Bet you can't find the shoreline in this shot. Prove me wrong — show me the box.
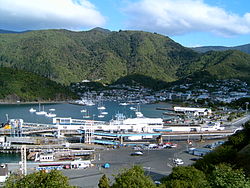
[0,101,68,105]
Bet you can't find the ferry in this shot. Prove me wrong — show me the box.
[53,111,164,133]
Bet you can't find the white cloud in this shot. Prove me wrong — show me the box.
[123,0,250,37]
[0,0,106,31]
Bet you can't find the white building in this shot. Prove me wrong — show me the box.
[173,107,212,116]
[0,164,9,183]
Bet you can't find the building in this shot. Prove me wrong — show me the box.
[173,107,212,116]
[0,164,9,182]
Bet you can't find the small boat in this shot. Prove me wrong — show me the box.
[36,111,47,115]
[97,106,106,110]
[135,111,144,118]
[46,113,57,118]
[101,111,108,115]
[83,110,90,118]
[49,108,55,111]
[129,107,136,110]
[119,102,128,106]
[98,114,105,118]
[29,108,36,113]
[86,102,95,106]
[80,109,87,113]
[83,115,91,119]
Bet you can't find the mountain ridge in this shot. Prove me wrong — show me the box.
[0,28,250,89]
[192,43,250,54]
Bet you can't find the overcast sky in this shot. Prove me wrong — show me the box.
[0,0,250,47]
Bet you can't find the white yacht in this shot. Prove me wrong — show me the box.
[97,106,106,110]
[80,109,87,113]
[119,102,128,106]
[36,105,47,115]
[82,110,91,118]
[101,111,108,115]
[98,114,105,118]
[29,108,36,113]
[86,100,95,106]
[46,112,57,118]
[129,107,136,110]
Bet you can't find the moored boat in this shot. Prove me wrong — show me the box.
[46,112,57,118]
[29,108,36,113]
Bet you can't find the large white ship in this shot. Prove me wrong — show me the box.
[52,112,164,133]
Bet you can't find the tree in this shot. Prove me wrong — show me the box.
[160,166,210,188]
[209,163,250,188]
[194,145,237,174]
[5,170,74,188]
[98,174,110,188]
[111,166,156,188]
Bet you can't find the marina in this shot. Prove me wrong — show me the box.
[0,101,249,186]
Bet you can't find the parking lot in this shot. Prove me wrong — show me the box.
[65,140,202,187]
[6,139,221,188]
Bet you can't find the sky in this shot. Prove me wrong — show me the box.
[0,0,250,47]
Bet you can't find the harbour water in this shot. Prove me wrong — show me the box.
[0,101,171,124]
[0,153,20,163]
[0,101,171,163]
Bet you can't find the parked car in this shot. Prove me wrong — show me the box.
[131,151,143,156]
[173,158,184,165]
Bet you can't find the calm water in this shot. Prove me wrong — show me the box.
[0,153,20,163]
[0,102,171,124]
[0,101,171,163]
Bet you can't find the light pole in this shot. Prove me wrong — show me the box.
[246,102,249,114]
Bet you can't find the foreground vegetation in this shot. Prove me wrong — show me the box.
[5,170,74,188]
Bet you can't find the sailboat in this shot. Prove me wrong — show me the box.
[80,109,87,113]
[36,104,47,115]
[82,110,90,118]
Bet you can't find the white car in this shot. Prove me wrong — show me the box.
[173,158,184,165]
[131,151,143,156]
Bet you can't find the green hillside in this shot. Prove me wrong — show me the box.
[0,29,197,85]
[0,28,250,88]
[0,67,76,101]
[178,50,250,83]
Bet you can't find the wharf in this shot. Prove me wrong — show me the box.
[163,112,183,116]
[156,107,174,111]
[163,124,200,127]
[0,143,100,154]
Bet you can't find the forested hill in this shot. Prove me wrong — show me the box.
[0,28,250,87]
[0,67,76,101]
[177,50,250,84]
[192,43,250,54]
[0,29,197,85]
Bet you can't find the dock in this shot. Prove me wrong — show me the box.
[156,107,174,111]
